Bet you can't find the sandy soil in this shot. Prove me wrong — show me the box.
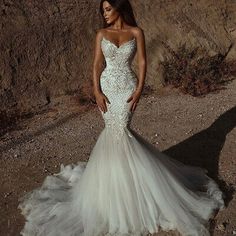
[0,79,235,236]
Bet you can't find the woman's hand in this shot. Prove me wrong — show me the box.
[94,91,110,113]
[126,89,142,112]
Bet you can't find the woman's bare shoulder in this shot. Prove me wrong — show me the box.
[131,26,144,35]
[95,28,107,35]
[95,28,106,40]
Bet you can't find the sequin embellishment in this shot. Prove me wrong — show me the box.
[100,36,137,141]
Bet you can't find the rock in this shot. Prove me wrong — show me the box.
[1,0,236,130]
[216,223,226,231]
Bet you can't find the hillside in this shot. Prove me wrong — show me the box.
[0,78,235,235]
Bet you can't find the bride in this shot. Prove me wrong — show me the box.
[18,0,225,235]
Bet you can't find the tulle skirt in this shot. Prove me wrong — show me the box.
[18,125,225,236]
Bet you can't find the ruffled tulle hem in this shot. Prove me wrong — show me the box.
[18,127,225,236]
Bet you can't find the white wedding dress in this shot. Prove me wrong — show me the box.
[18,35,225,236]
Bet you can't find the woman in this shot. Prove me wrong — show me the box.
[18,0,225,235]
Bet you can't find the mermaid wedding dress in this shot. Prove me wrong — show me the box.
[18,35,225,236]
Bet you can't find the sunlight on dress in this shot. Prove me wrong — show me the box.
[18,35,225,236]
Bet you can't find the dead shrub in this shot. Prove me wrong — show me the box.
[160,43,236,96]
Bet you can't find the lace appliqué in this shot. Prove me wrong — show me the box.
[102,108,134,141]
[99,35,137,142]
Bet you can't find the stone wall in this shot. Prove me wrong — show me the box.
[0,0,235,121]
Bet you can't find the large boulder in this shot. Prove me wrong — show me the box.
[0,0,235,127]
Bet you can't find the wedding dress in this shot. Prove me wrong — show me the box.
[18,35,225,236]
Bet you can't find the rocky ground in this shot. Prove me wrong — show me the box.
[0,79,235,236]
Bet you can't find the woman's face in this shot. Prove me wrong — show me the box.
[102,1,120,25]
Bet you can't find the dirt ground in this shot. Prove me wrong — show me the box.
[0,79,235,236]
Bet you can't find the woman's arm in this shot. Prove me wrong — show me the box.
[92,29,105,96]
[92,29,110,113]
[135,27,147,93]
[127,27,147,112]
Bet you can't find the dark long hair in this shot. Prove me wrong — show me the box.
[99,0,138,28]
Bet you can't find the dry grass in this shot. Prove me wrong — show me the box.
[160,43,236,97]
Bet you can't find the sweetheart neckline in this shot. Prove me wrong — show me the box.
[102,36,136,49]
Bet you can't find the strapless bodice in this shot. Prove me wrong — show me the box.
[99,35,138,138]
[101,36,137,72]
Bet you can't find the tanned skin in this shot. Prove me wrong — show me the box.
[92,1,147,113]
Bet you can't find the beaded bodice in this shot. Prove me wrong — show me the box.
[99,36,138,141]
[101,36,136,70]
